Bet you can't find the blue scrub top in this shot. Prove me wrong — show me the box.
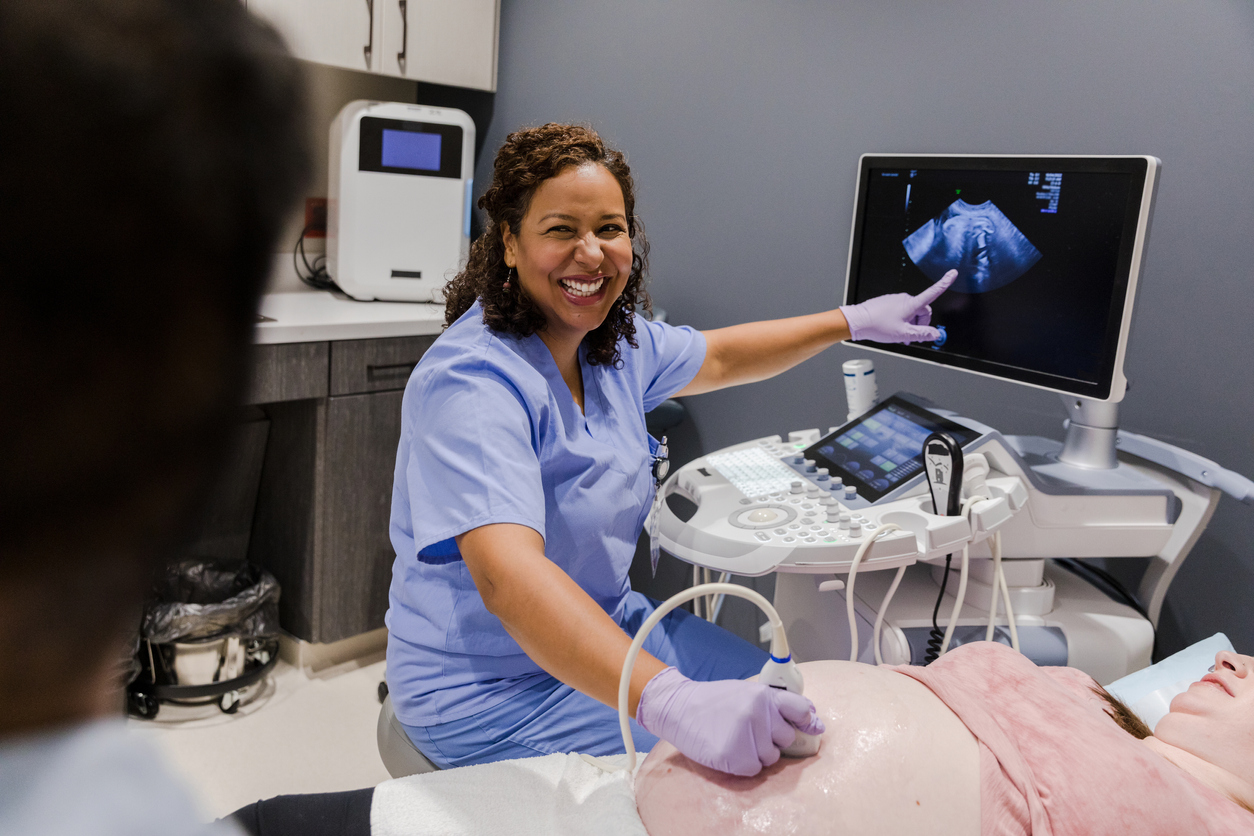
[385,301,706,726]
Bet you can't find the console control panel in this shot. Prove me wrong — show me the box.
[657,394,1029,577]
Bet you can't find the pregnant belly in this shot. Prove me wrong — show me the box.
[635,660,980,836]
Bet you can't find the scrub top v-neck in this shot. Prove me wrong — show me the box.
[385,301,706,726]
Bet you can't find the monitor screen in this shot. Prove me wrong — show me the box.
[843,155,1157,400]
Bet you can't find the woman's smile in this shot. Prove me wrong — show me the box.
[558,273,609,302]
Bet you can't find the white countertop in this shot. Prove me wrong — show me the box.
[254,291,446,344]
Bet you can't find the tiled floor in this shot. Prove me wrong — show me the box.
[128,645,393,819]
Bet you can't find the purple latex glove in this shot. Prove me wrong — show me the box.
[840,269,957,344]
[636,667,826,777]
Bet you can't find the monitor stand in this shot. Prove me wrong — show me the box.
[1058,396,1119,470]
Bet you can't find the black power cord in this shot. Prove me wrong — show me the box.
[293,223,340,292]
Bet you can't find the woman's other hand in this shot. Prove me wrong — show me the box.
[840,269,957,344]
[636,667,825,776]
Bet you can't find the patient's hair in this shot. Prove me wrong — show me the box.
[1092,686,1152,740]
[442,123,652,368]
[0,0,309,731]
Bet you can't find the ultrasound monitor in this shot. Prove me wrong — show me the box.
[842,155,1160,402]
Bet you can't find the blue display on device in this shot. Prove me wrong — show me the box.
[931,325,947,349]
[381,129,442,171]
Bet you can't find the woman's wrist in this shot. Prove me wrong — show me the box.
[829,307,853,343]
[629,654,670,718]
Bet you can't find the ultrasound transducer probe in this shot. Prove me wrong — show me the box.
[923,431,964,517]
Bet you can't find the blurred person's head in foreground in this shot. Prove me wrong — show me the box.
[0,0,309,735]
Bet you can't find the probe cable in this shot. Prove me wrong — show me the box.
[936,497,980,658]
[582,582,791,776]
[849,496,1023,666]
[871,562,909,666]
[938,537,972,657]
[691,565,730,623]
[934,498,1020,660]
[841,524,904,662]
[984,529,1019,650]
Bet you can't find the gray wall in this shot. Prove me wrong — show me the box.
[479,0,1254,654]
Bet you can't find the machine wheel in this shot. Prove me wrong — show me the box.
[128,690,159,719]
[219,690,241,714]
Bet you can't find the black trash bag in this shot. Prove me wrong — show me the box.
[142,559,281,644]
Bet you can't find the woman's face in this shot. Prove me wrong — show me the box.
[1155,650,1254,783]
[502,163,634,350]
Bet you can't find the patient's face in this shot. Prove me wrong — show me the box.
[1156,651,1254,783]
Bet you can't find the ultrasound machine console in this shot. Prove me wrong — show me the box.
[659,155,1254,682]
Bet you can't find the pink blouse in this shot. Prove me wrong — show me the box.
[895,642,1254,835]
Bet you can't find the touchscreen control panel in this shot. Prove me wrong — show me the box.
[802,396,979,503]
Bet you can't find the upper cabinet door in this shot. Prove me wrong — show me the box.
[379,0,499,91]
[249,0,382,74]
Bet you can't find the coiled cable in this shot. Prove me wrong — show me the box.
[923,553,953,664]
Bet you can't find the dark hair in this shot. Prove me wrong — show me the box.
[1092,685,1153,740]
[443,123,651,367]
[0,0,309,730]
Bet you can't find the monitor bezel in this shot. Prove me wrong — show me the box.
[841,154,1160,402]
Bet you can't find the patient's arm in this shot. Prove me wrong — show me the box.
[635,661,980,836]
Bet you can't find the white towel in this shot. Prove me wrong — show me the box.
[370,753,647,836]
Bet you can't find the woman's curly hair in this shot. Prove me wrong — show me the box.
[443,123,651,367]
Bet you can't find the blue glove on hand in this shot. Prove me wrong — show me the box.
[840,269,957,344]
[636,667,826,777]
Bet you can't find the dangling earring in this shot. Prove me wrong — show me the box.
[503,267,514,290]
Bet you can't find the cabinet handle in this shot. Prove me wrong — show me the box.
[363,0,374,69]
[367,361,418,383]
[396,0,408,72]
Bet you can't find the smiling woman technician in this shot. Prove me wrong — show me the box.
[385,123,956,776]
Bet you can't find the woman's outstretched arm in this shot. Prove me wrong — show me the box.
[675,270,956,396]
[675,308,852,397]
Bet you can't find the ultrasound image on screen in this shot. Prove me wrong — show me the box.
[903,199,1042,294]
[849,164,1139,391]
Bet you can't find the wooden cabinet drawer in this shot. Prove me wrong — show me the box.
[246,342,329,404]
[329,335,435,396]
[319,390,406,640]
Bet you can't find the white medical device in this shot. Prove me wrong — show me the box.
[659,154,1254,684]
[327,100,475,303]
